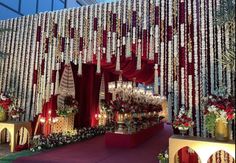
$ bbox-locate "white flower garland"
[168,0,173,123]
[132,0,136,45]
[225,24,231,95]
[115,39,121,71]
[136,39,141,70]
[15,18,25,105]
[93,4,98,59]
[6,19,13,92]
[78,7,84,74]
[216,0,223,87]
[23,16,33,120]
[70,9,74,63]
[83,6,88,63]
[9,19,17,91]
[149,26,154,61]
[112,2,117,57]
[88,5,93,62]
[74,9,79,65]
[61,10,65,61]
[0,20,4,91]
[154,64,158,94]
[20,16,29,110]
[122,0,126,48]
[106,3,111,63]
[11,18,19,97]
[208,0,214,94]
[102,3,106,56]
[160,0,165,97]
[3,20,10,91]
[2,20,9,92]
[51,13,56,96]
[29,15,38,120]
[96,4,102,74]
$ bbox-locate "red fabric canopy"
[40,57,155,133]
[102,56,155,85]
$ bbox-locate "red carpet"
[14,124,173,163]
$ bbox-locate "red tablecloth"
[105,122,164,148]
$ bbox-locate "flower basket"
[173,107,194,136]
[215,119,229,141]
[178,126,189,136]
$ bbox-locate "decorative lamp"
[108,82,116,92]
[117,80,122,89]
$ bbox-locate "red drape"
[40,63,101,134]
[74,63,101,127]
[102,56,154,85]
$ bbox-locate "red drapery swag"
[40,56,155,134]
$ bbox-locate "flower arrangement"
[56,106,77,117]
[56,95,78,117]
[204,95,235,134]
[157,150,169,163]
[0,94,12,111]
[0,93,25,121]
[173,107,194,130]
[8,98,25,119]
[30,126,111,152]
[109,95,162,114]
[9,107,25,119]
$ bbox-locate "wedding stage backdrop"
[0,0,235,137]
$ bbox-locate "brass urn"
[215,119,229,141]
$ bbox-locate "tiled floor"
[0,143,11,158]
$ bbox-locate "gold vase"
[0,110,7,122]
[215,119,229,141]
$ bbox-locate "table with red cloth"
[105,122,164,148]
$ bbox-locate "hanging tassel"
[115,39,121,71]
[55,63,60,94]
[126,32,131,58]
[137,39,141,70]
[154,64,158,95]
[149,27,154,61]
[97,47,101,74]
[106,32,111,63]
[78,52,82,75]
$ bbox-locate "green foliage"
[205,113,217,134]
[157,150,169,162]
[215,0,235,27]
[215,0,236,72]
[0,106,4,112]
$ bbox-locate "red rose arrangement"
[173,107,194,129]
[0,98,12,111]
